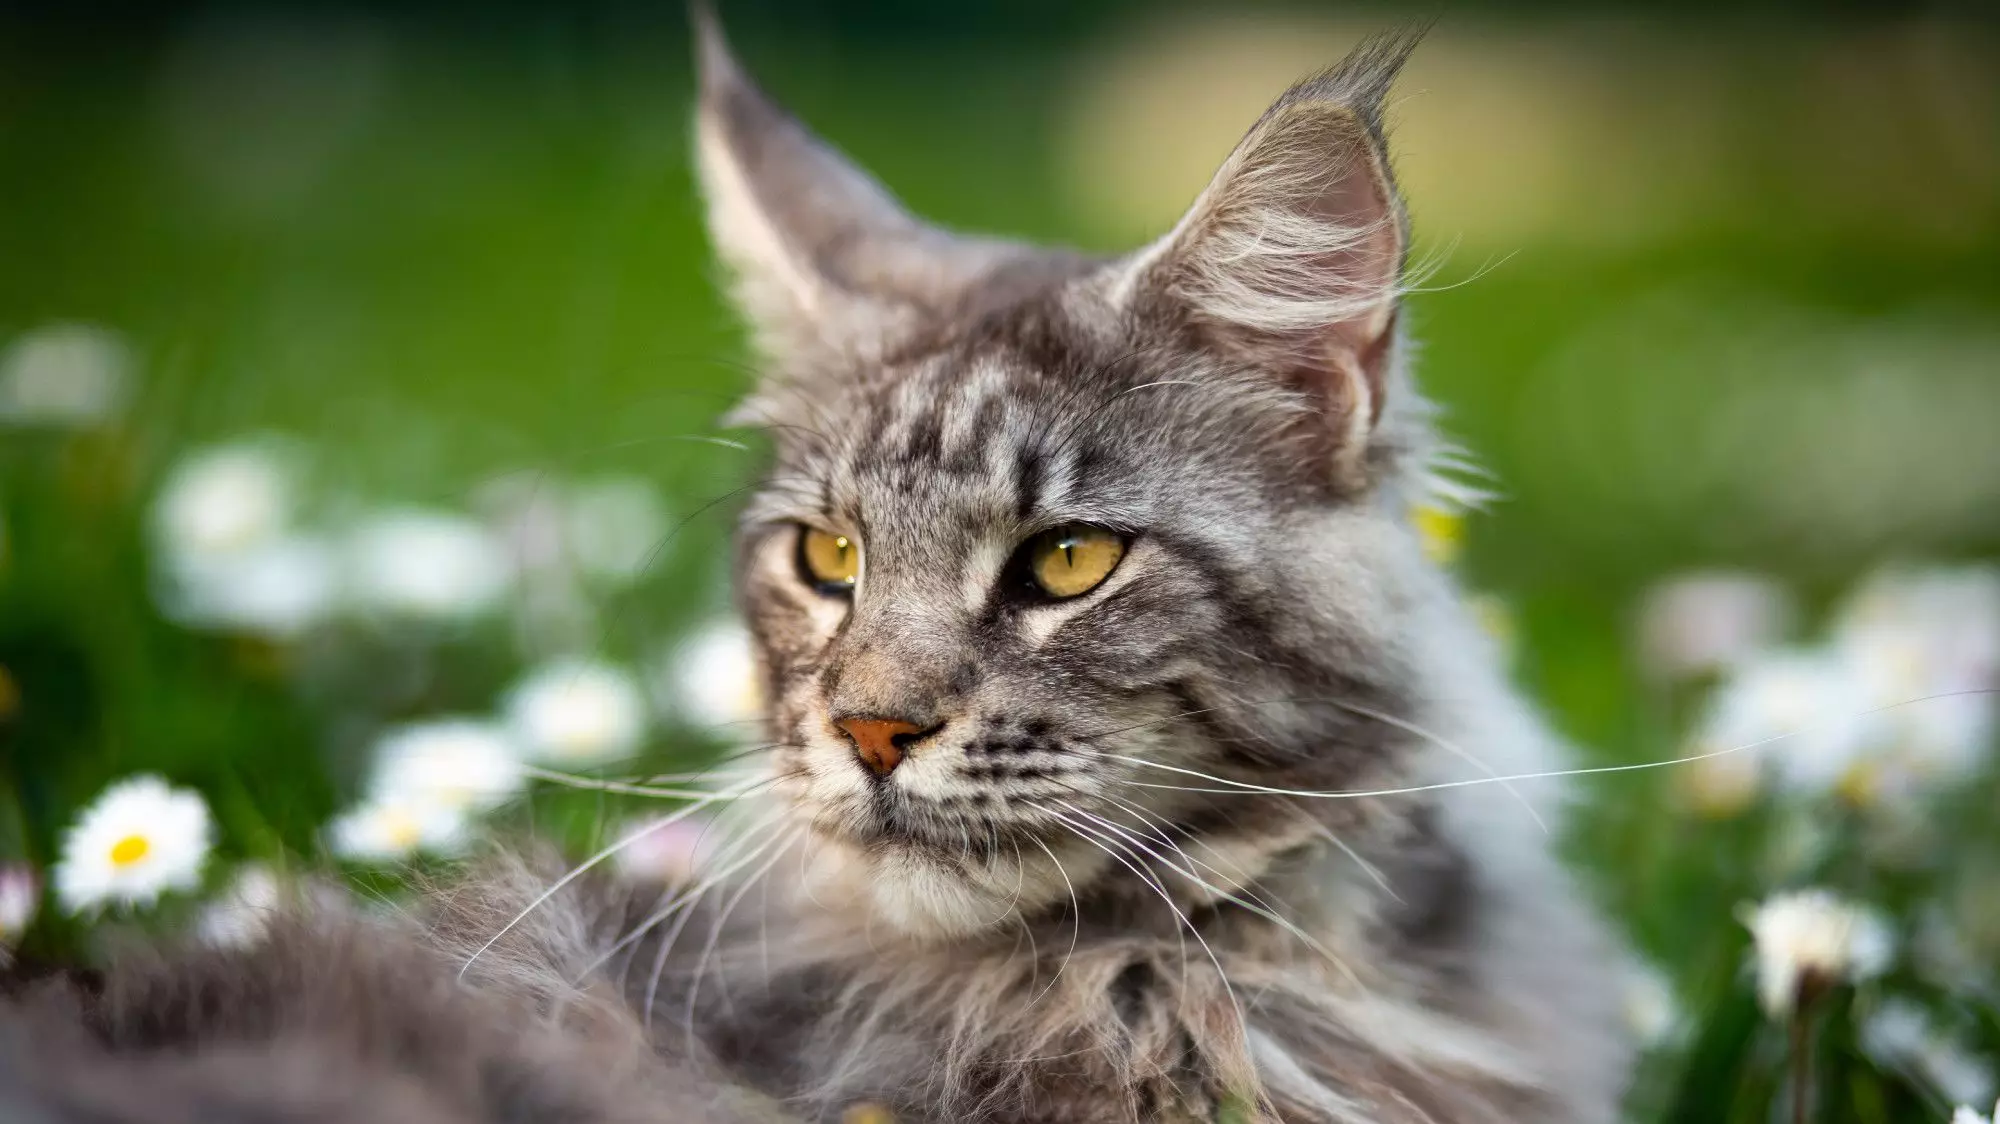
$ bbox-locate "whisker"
[523,766,764,802]
[1041,806,1189,985]
[1040,805,1250,1054]
[455,778,768,980]
[624,819,766,1004]
[1321,699,1546,834]
[1105,689,2000,801]
[587,818,795,990]
[1021,834,1083,1012]
[1054,799,1360,989]
[671,826,798,1040]
[1095,785,1392,917]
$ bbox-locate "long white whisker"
[1298,815,1398,902]
[674,828,797,1040]
[1055,800,1359,990]
[1041,806,1248,1048]
[456,780,763,980]
[1042,806,1190,982]
[1321,699,1546,834]
[1098,787,1392,921]
[592,820,793,991]
[618,826,765,998]
[1022,834,1082,1012]
[627,813,790,1005]
[523,765,756,801]
[1105,689,2000,801]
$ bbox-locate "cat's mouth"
[864,793,993,851]
[813,787,1024,864]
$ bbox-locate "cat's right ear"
[692,7,1018,366]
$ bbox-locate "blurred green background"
[2,2,1998,1120]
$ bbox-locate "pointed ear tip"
[688,1,740,93]
[1281,26,1424,118]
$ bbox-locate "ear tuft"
[1120,30,1423,481]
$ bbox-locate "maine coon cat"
[0,14,1634,1124]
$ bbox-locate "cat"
[0,12,1635,1123]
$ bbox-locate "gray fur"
[0,18,1634,1124]
[694,14,1633,1123]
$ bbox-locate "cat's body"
[1,16,1634,1123]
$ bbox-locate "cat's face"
[698,26,1437,937]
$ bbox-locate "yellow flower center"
[1413,505,1466,565]
[1836,760,1882,808]
[382,810,422,849]
[108,834,151,867]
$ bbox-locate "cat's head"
[697,18,1456,939]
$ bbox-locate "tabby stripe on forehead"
[899,408,944,467]
[1012,443,1045,521]
[945,393,1006,477]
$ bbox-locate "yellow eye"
[1028,525,1126,599]
[799,527,860,590]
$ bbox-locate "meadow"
[2,6,1997,1120]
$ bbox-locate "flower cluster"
[1637,564,2000,1119]
[148,439,680,640]
[1648,566,1999,817]
[0,423,767,949]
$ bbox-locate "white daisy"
[1836,566,2000,695]
[505,658,648,765]
[161,533,339,637]
[0,322,131,428]
[154,440,298,563]
[1676,742,1764,818]
[1955,1101,2000,1124]
[1833,565,2000,787]
[0,864,38,941]
[326,797,468,863]
[1637,571,1792,682]
[1695,649,1885,798]
[656,617,765,735]
[1740,888,1893,1017]
[343,507,513,622]
[54,775,213,914]
[368,719,525,814]
[193,864,283,949]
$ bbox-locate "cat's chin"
[810,836,1027,941]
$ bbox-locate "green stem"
[1790,1007,1812,1124]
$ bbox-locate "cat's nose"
[834,716,940,778]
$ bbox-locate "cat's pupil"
[1025,525,1126,600]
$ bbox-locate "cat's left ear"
[1114,35,1416,482]
[692,9,1029,365]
